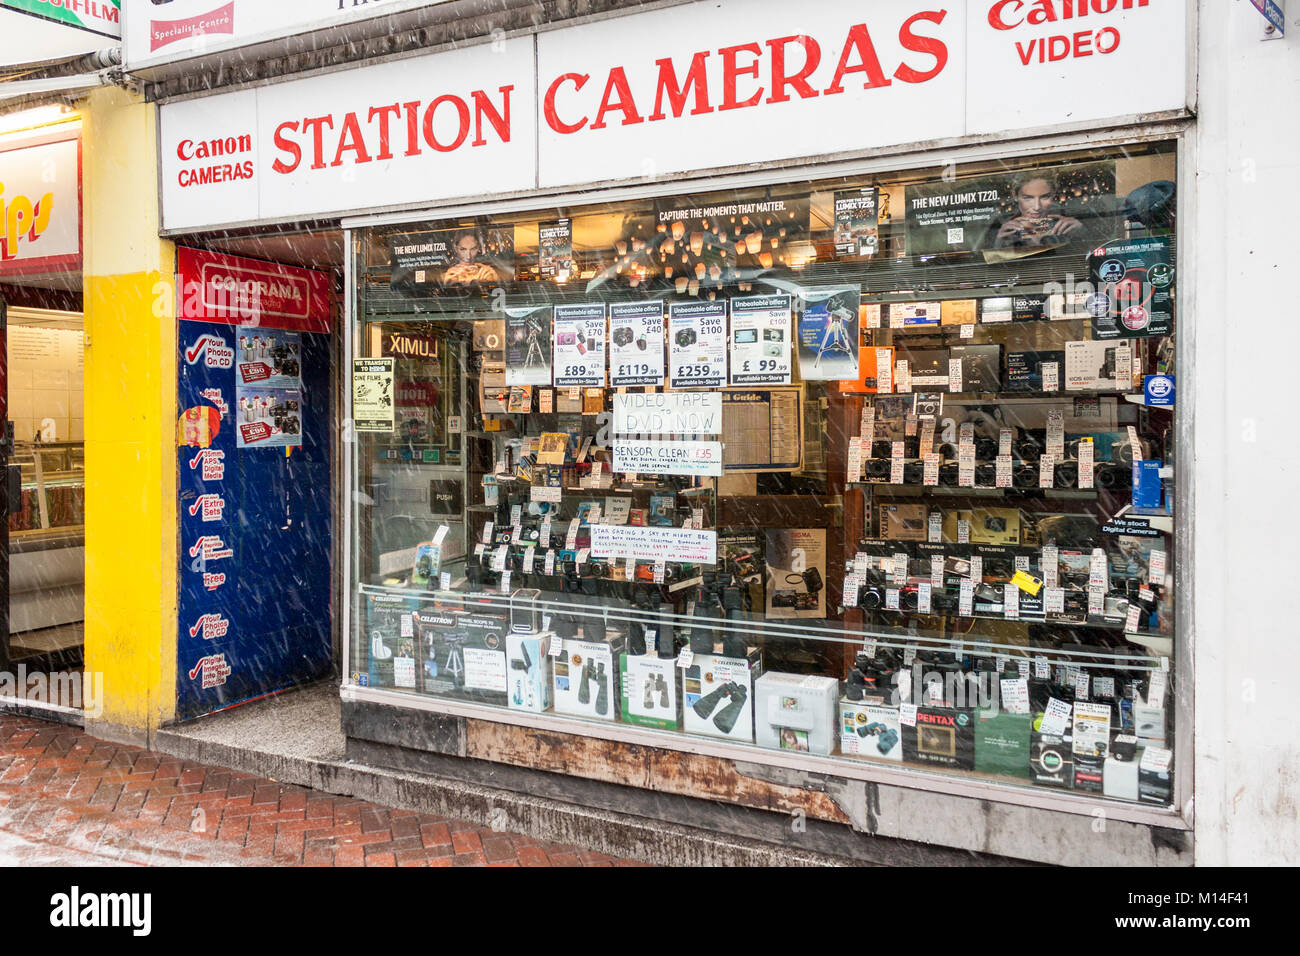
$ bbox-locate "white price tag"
[999,428,1013,458]
[948,358,963,392]
[1042,361,1059,392]
[1072,672,1090,699]
[644,629,657,655]
[576,547,590,565]
[434,571,449,591]
[693,507,704,528]
[677,648,694,669]
[889,306,904,329]
[544,550,556,575]
[1149,550,1167,586]
[891,440,905,459]
[1093,676,1116,698]
[523,546,536,573]
[1003,583,1019,620]
[847,439,863,483]
[927,512,942,543]
[970,556,982,581]
[540,514,553,543]
[875,350,892,393]
[958,446,975,487]
[996,455,1012,488]
[1044,587,1065,614]
[653,560,666,584]
[843,573,861,609]
[482,521,495,544]
[959,579,973,616]
[491,545,508,572]
[930,555,945,587]
[1139,585,1154,603]
[957,520,970,544]
[1125,604,1142,633]
[1001,678,1030,715]
[1047,410,1065,457]
[891,457,905,484]
[500,571,512,594]
[549,638,564,658]
[960,323,975,339]
[1115,344,1133,387]
[885,588,900,610]
[892,552,909,585]
[854,552,870,574]
[510,504,523,527]
[866,306,882,329]
[433,525,449,546]
[400,614,413,638]
[1040,697,1073,737]
[917,582,932,614]
[1090,548,1108,588]
[1088,586,1105,615]
[1034,656,1050,678]
[919,418,936,452]
[895,360,912,393]
[1016,658,1030,678]
[1127,425,1143,462]
[903,645,917,666]
[1147,669,1167,706]
[624,559,636,582]
[899,703,918,727]
[1039,453,1055,488]
[566,518,580,550]
[474,543,486,559]
[1041,546,1059,588]
[1078,440,1095,488]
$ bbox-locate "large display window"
[347,139,1179,811]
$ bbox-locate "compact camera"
[612,326,635,348]
[556,330,577,346]
[762,329,784,342]
[675,328,697,348]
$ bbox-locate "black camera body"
[675,328,697,348]
[612,326,635,347]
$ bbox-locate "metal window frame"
[340,119,1195,832]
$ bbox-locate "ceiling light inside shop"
[0,102,75,135]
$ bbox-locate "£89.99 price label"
[668,300,728,389]
[552,303,607,387]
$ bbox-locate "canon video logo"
[50,886,151,936]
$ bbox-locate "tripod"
[524,320,546,368]
[814,306,855,370]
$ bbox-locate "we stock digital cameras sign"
[158,0,1187,232]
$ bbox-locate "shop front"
[139,0,1296,865]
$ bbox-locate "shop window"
[349,140,1178,808]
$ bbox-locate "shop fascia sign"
[0,0,120,39]
[0,131,81,274]
[123,0,454,67]
[157,0,1188,232]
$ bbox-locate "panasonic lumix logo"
[50,886,151,937]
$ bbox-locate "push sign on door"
[1144,375,1174,407]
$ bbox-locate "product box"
[1011,293,1048,322]
[1138,747,1173,806]
[1103,749,1140,801]
[1005,350,1065,391]
[974,709,1033,779]
[841,700,903,760]
[552,636,623,720]
[889,301,941,328]
[364,593,418,690]
[941,507,1021,545]
[754,672,838,755]
[1132,459,1163,509]
[939,299,978,326]
[682,649,762,742]
[414,607,509,704]
[1065,339,1130,391]
[880,503,929,541]
[979,296,1013,323]
[903,706,976,771]
[619,653,680,730]
[411,542,442,589]
[506,632,553,714]
[949,344,1002,392]
[899,348,948,386]
[1133,701,1167,745]
[839,344,894,395]
[1030,730,1074,788]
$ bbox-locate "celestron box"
[506,633,553,714]
[619,653,680,730]
[682,649,762,742]
[414,607,509,704]
[552,636,624,720]
[840,700,903,760]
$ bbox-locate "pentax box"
[682,649,762,742]
[754,672,838,755]
[903,705,976,770]
[552,636,623,721]
[840,700,903,761]
[880,503,929,541]
[619,653,681,731]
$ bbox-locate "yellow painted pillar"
[81,86,177,743]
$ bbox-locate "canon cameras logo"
[50,886,151,937]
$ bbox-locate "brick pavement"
[0,715,644,867]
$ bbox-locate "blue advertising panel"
[176,309,332,719]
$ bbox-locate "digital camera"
[675,328,697,348]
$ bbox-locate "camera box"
[1138,747,1173,806]
[979,296,1013,324]
[889,301,941,328]
[1065,339,1129,391]
[682,649,762,742]
[840,700,903,760]
[939,299,978,326]
[505,633,553,714]
[1005,350,1065,391]
[838,344,894,395]
[552,636,623,721]
[899,348,948,386]
[415,607,509,704]
[974,709,1033,779]
[903,706,976,771]
[754,672,838,755]
[1011,293,1048,322]
[1030,731,1074,788]
[949,344,1002,392]
[1133,702,1167,745]
[619,653,680,730]
[880,503,928,541]
[942,508,1021,545]
[1070,699,1112,791]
